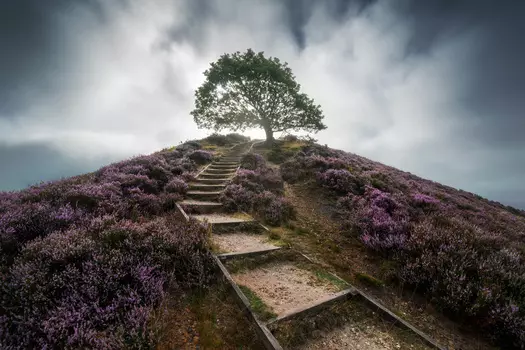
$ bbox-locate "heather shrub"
[0,146,200,271]
[282,134,299,142]
[219,184,256,212]
[165,177,189,195]
[344,188,410,252]
[399,216,525,347]
[317,169,365,195]
[232,168,283,195]
[205,133,230,146]
[226,133,250,143]
[187,150,214,165]
[221,153,291,225]
[0,217,213,349]
[281,158,310,182]
[240,153,266,170]
[176,140,202,152]
[254,191,294,226]
[281,142,525,347]
[205,133,249,146]
[267,146,296,164]
[0,202,86,266]
[281,154,347,183]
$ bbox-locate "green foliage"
[238,285,276,321]
[355,272,385,288]
[191,49,326,142]
[314,270,348,290]
[267,146,296,164]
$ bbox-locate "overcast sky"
[1,0,524,209]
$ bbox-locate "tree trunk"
[264,126,274,146]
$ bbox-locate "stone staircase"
[176,141,444,350]
[180,142,259,228]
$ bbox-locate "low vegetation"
[220,153,294,226]
[238,285,277,321]
[0,140,221,348]
[278,140,525,348]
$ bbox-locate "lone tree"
[191,49,326,144]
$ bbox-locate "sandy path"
[232,262,338,315]
[299,323,426,350]
[213,233,277,253]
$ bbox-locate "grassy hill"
[1,133,524,349]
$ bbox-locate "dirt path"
[232,262,339,316]
[213,232,278,253]
[299,322,428,350]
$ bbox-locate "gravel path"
[232,262,339,315]
[213,233,277,253]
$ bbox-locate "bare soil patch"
[213,232,278,253]
[232,262,339,316]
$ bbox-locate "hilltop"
[1,133,524,349]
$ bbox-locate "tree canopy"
[191,49,326,143]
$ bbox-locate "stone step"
[186,190,222,200]
[213,232,280,255]
[228,259,344,320]
[179,199,223,214]
[266,288,358,326]
[205,168,237,174]
[190,183,226,191]
[208,164,238,170]
[199,172,235,179]
[191,213,255,225]
[220,157,242,161]
[213,162,239,166]
[195,178,231,184]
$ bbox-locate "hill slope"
[1,133,524,349]
[265,136,525,348]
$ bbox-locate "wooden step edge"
[213,256,284,350]
[353,288,447,350]
[217,247,283,261]
[265,287,358,326]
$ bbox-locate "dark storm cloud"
[0,143,113,190]
[280,0,372,49]
[0,0,111,116]
[395,0,525,148]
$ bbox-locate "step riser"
[209,165,238,169]
[214,162,238,166]
[200,173,235,179]
[206,169,236,174]
[190,185,225,191]
[181,204,224,214]
[211,221,263,234]
[206,167,237,173]
[195,179,230,184]
[187,193,221,201]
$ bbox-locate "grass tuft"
[314,269,348,291]
[238,285,276,321]
[355,272,384,288]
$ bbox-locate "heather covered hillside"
[272,136,525,348]
[0,134,249,348]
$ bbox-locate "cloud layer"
[1,0,524,208]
